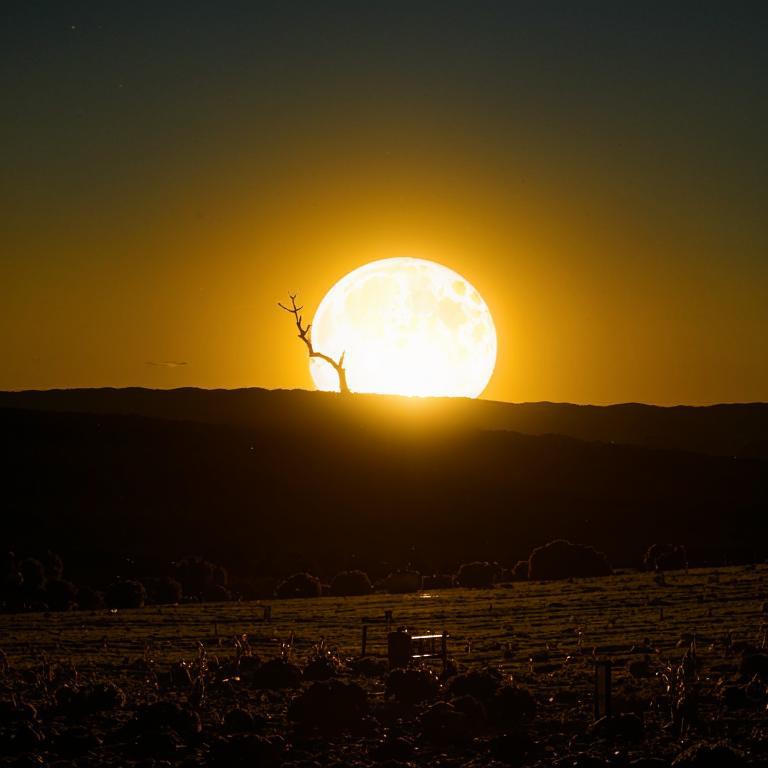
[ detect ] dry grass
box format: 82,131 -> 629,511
1,564 -> 767,766
2,565 -> 765,673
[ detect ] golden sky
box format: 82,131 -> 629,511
2,3 -> 766,404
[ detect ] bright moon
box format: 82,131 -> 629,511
310,257 -> 497,398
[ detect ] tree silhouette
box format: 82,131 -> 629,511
279,293 -> 350,394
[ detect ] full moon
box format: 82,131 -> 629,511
310,257 -> 497,398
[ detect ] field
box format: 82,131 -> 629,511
2,565 -> 768,766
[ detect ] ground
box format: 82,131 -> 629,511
1,565 -> 767,767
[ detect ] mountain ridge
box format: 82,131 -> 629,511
1,386 -> 767,458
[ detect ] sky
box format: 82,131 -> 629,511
1,1 -> 766,404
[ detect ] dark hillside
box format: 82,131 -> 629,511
2,406 -> 766,583
1,387 -> 767,457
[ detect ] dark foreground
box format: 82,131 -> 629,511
2,565 -> 768,767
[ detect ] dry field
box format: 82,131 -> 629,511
2,565 -> 767,767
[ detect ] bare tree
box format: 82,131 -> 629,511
278,294 -> 350,394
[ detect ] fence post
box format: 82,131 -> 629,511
263,605 -> 272,622
361,624 -> 368,656
594,659 -> 612,720
384,610 -> 393,632
388,628 -> 411,669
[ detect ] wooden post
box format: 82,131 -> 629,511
441,631 -> 448,670
388,629 -> 411,669
263,605 -> 272,622
361,624 -> 368,656
594,660 -> 612,720
384,610 -> 393,632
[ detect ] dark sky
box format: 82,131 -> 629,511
2,1 -> 767,403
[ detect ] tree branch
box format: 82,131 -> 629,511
279,294 -> 350,394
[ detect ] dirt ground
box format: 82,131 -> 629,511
1,565 -> 767,767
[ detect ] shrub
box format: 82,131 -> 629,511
352,656 -> 388,678
448,667 -> 503,700
672,743 -> 747,767
106,579 -> 147,609
276,572 -> 322,599
382,570 -> 422,594
239,576 -> 278,600
57,682 -> 127,713
455,561 -> 499,589
489,731 -> 535,764
76,586 -> 104,610
223,707 -> 257,733
149,576 -> 183,605
644,543 -> 687,572
248,576 -> 279,600
740,652 -> 768,681
490,685 -> 537,726
44,551 -> 64,581
422,573 -> 455,589
1,554 -> 23,611
1,553 -> 23,589
208,735 -> 284,768
419,701 -> 473,745
303,655 -> 339,681
228,579 -> 258,601
330,570 -> 372,596
527,539 -> 611,581
175,556 -> 228,599
204,583 -> 232,602
20,558 -> 46,592
252,659 -> 302,689
288,680 -> 368,732
132,701 -> 202,738
386,667 -> 441,704
303,641 -> 343,680
45,579 -> 78,611
590,713 -> 644,741
512,560 -> 529,580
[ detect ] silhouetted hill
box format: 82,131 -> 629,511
1,387 -> 768,457
2,404 -> 767,584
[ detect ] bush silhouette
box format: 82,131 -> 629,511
386,667 -> 441,703
512,560 -> 529,580
330,570 -> 372,596
45,579 -> 78,611
382,570 -> 422,594
175,556 -> 228,599
276,572 -> 322,599
455,561 -> 498,588
288,680 -> 368,732
203,583 -> 232,602
528,539 -> 611,581
422,573 -> 455,589
43,550 -> 64,581
76,586 -> 104,610
147,576 -> 183,605
106,579 -> 147,609
644,543 -> 687,572
230,577 -> 277,601
252,658 -> 303,688
20,558 -> 46,592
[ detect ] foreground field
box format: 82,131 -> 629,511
2,565 -> 767,767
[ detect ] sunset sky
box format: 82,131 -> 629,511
2,1 -> 766,404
